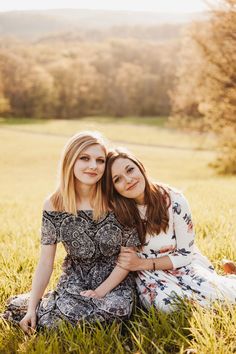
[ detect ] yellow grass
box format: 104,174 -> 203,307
0,118 -> 235,353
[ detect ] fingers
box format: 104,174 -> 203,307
80,290 -> 98,298
120,248 -> 136,254
118,253 -> 135,263
20,319 -> 30,334
19,313 -> 37,335
120,246 -> 127,251
30,316 -> 36,331
116,262 -> 130,271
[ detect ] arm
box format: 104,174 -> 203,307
117,193 -> 195,271
95,264 -> 129,297
167,192 -> 195,269
81,265 -> 129,298
20,199 -> 58,334
80,226 -> 141,299
117,248 -> 173,271
27,244 -> 56,312
19,244 -> 56,333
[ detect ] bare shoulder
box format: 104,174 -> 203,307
43,196 -> 55,211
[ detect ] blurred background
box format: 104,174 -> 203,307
0,0 -> 235,174
1,4 -> 236,352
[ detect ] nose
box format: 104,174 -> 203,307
124,175 -> 132,183
89,159 -> 97,169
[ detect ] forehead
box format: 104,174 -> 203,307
111,157 -> 134,174
80,144 -> 105,156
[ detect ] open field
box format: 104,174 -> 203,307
0,118 -> 236,353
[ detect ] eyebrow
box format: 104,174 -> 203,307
79,153 -> 105,158
112,164 -> 132,180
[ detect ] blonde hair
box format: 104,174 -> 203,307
50,131 -> 107,220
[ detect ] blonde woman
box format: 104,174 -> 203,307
2,132 -> 140,333
105,149 -> 236,312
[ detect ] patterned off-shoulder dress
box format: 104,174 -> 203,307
2,210 -> 140,328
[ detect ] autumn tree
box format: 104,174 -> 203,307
0,26 -> 180,119
172,0 -> 236,173
0,73 -> 10,114
0,49 -> 54,117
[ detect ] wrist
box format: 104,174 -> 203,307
145,259 -> 156,271
27,308 -> 36,314
27,302 -> 39,312
95,287 -> 106,298
142,259 -> 150,271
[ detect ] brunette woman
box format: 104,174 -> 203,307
105,149 -> 236,312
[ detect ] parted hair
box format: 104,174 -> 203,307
104,149 -> 171,245
50,131 -> 108,219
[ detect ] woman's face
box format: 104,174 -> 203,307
74,144 -> 106,185
111,157 -> 145,204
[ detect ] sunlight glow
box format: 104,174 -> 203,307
0,0 -> 209,13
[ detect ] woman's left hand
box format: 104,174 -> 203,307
117,248 -> 142,271
80,290 -> 102,298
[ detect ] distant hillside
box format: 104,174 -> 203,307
0,9 -> 206,40
35,24 -> 186,44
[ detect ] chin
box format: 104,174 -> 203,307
81,178 -> 100,185
125,192 -> 138,199
129,189 -> 144,200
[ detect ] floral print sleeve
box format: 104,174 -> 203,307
168,192 -> 195,269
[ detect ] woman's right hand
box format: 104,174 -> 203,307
19,311 -> 37,334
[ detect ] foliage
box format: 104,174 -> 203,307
0,26 -> 180,119
172,0 -> 236,174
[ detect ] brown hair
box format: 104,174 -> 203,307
50,131 -> 108,220
104,149 -> 171,245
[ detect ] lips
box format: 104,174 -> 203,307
126,181 -> 138,191
84,172 -> 98,177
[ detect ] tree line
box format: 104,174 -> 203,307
0,0 -> 235,173
0,33 -> 179,118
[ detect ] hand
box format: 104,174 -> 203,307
80,290 -> 102,299
19,311 -> 37,334
117,248 -> 142,271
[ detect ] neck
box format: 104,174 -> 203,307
134,192 -> 145,205
75,180 -> 97,207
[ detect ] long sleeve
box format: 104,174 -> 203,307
168,192 -> 195,269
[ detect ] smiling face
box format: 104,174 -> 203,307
111,157 -> 146,204
73,144 -> 106,186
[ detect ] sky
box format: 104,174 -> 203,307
0,0 -> 210,13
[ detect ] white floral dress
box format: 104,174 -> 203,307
136,188 -> 236,312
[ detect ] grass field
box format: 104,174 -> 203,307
0,117 -> 236,353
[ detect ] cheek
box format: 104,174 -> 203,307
73,161 -> 84,176
98,163 -> 106,174
139,177 -> 146,191
114,182 -> 125,196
